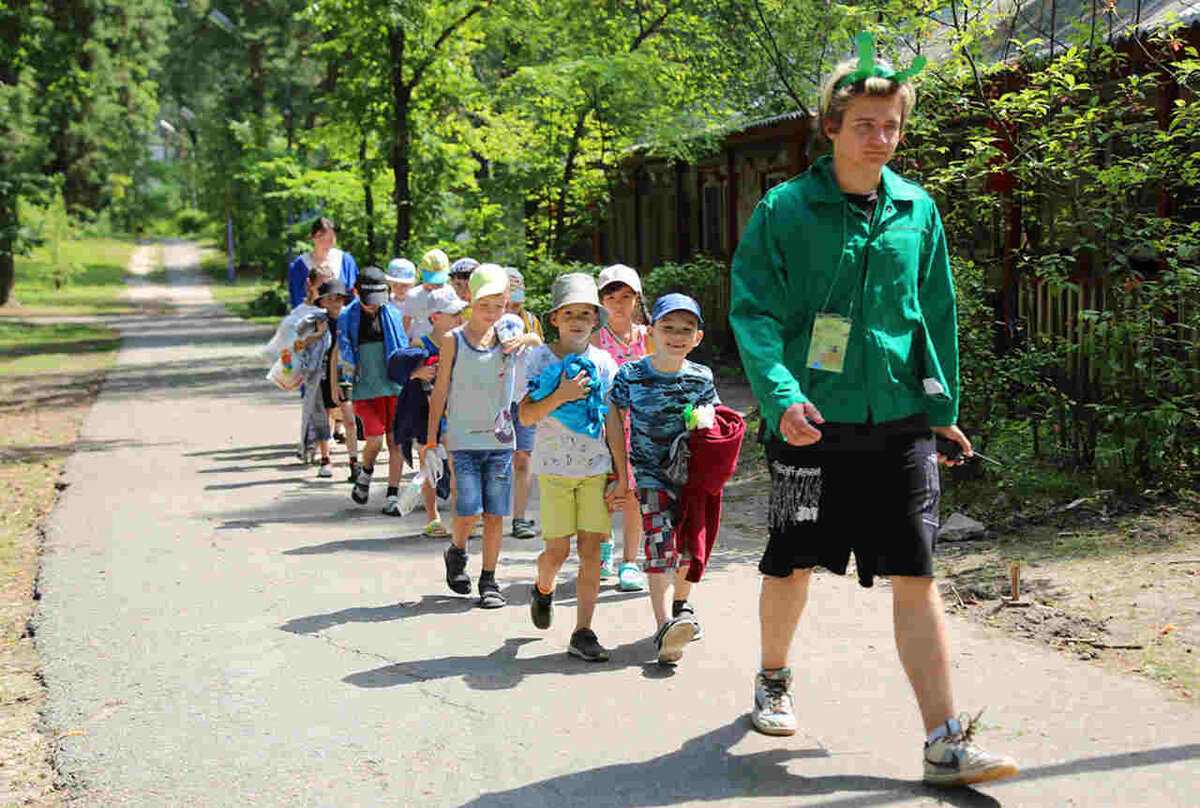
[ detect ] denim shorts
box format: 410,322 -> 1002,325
510,402 -> 537,452
453,449 -> 514,517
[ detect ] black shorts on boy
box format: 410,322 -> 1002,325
759,413 -> 939,587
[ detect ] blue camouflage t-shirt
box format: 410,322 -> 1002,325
610,357 -> 720,492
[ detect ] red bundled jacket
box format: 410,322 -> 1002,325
677,405 -> 745,583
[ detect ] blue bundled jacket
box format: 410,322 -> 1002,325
527,353 -> 609,440
336,298 -> 409,382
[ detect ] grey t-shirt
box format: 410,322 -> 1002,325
404,286 -> 434,342
444,327 -> 516,452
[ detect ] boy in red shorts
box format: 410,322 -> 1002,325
337,266 -> 409,514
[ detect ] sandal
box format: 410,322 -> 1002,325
423,520 -> 449,537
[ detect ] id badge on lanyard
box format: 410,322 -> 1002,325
806,313 -> 852,374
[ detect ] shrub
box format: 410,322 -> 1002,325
175,208 -> 208,236
247,287 -> 289,318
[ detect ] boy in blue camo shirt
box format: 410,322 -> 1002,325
610,293 -> 718,665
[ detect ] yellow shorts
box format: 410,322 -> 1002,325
538,474 -> 611,539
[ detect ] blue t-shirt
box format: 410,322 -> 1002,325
610,357 -> 720,492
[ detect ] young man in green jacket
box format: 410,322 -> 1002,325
730,35 -> 1017,788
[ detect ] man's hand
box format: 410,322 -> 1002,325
779,401 -> 824,446
932,424 -> 972,466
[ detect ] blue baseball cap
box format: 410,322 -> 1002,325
651,293 -> 703,325
386,258 -> 417,284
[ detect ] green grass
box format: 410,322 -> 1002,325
6,237 -> 137,313
199,250 -> 285,324
0,321 -> 121,372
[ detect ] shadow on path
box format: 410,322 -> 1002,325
456,733 -> 1200,808
343,635 -> 680,690
457,719 -> 1002,808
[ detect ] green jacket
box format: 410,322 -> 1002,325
730,155 -> 958,436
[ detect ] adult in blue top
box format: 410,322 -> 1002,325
288,217 -> 359,309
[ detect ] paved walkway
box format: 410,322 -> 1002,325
35,246 -> 1200,806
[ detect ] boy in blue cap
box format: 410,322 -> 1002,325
610,293 -> 719,665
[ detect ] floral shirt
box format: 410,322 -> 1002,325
593,323 -> 651,367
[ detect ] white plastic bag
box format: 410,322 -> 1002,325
397,463 -> 435,516
264,304 -> 323,359
266,348 -> 303,391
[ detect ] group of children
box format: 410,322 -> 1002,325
271,35 -> 1024,788
285,227 -> 722,665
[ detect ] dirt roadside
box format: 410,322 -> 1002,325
716,381 -> 1198,702
1,364 -> 112,806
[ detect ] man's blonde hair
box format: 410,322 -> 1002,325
818,57 -> 917,140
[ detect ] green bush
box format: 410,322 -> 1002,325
642,256 -> 723,312
246,287 -> 289,318
175,208 -> 208,236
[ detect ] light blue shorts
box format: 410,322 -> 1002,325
453,449 -> 513,517
511,402 -> 537,452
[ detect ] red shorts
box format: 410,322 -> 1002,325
638,487 -> 687,574
353,396 -> 397,438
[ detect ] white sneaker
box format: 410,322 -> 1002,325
381,494 -> 400,516
923,711 -> 1019,787
751,667 -> 797,736
317,462 -> 333,478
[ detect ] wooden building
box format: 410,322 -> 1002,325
597,111 -> 812,270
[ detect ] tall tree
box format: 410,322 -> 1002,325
36,0 -> 170,213
0,0 -> 45,305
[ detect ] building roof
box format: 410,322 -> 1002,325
915,0 -> 1200,63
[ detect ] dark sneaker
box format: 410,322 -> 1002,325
511,517 -> 537,539
478,577 -> 506,609
568,628 -> 610,662
672,600 -> 704,641
444,545 -> 470,594
530,585 -> 553,629
923,711 -> 1019,787
351,469 -> 372,503
653,617 -> 696,665
346,462 -> 360,483
751,667 -> 797,736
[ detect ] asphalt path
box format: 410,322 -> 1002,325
35,244 -> 1200,806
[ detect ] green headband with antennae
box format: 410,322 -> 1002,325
835,32 -> 927,90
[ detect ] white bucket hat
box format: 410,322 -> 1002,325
547,273 -> 610,332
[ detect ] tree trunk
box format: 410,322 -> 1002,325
0,1 -> 25,305
45,0 -> 98,211
389,25 -> 411,256
361,133 -> 376,267
552,105 -> 591,258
